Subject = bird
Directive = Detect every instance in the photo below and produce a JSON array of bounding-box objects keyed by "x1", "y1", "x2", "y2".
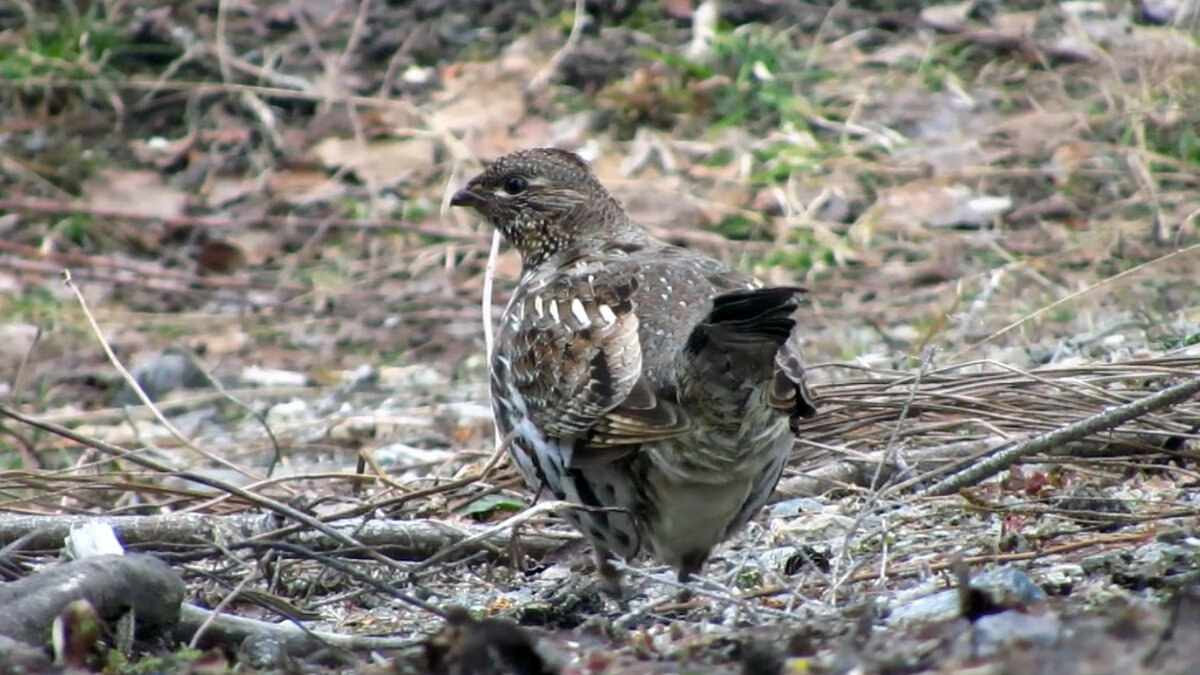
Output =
[{"x1": 451, "y1": 148, "x2": 817, "y2": 595}]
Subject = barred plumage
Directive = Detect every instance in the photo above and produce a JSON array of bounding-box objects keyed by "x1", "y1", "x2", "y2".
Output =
[{"x1": 452, "y1": 148, "x2": 817, "y2": 593}]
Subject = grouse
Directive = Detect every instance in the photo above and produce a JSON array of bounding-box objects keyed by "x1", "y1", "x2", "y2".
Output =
[{"x1": 451, "y1": 148, "x2": 817, "y2": 594}]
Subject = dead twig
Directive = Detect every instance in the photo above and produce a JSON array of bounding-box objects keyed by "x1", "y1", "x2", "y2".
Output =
[
  {"x1": 0, "y1": 512, "x2": 573, "y2": 561},
  {"x1": 0, "y1": 240, "x2": 304, "y2": 292},
  {"x1": 0, "y1": 198, "x2": 484, "y2": 240},
  {"x1": 62, "y1": 269, "x2": 262, "y2": 482},
  {"x1": 525, "y1": 0, "x2": 587, "y2": 94},
  {"x1": 405, "y1": 499, "x2": 578, "y2": 574},
  {"x1": 746, "y1": 530, "x2": 1157, "y2": 601},
  {"x1": 915, "y1": 375, "x2": 1200, "y2": 496},
  {"x1": 0, "y1": 402, "x2": 444, "y2": 616}
]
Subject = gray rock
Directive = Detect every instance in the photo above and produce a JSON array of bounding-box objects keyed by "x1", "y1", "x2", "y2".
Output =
[
  {"x1": 888, "y1": 566, "x2": 1046, "y2": 624},
  {"x1": 113, "y1": 350, "x2": 209, "y2": 405},
  {"x1": 1115, "y1": 542, "x2": 1198, "y2": 589},
  {"x1": 969, "y1": 610, "x2": 1062, "y2": 658},
  {"x1": 770, "y1": 497, "x2": 826, "y2": 518},
  {"x1": 1080, "y1": 550, "x2": 1128, "y2": 575}
]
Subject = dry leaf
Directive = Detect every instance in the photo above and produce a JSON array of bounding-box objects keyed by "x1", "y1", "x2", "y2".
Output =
[
  {"x1": 129, "y1": 133, "x2": 196, "y2": 169},
  {"x1": 203, "y1": 176, "x2": 260, "y2": 209},
  {"x1": 309, "y1": 136, "x2": 437, "y2": 187},
  {"x1": 433, "y1": 60, "x2": 527, "y2": 150},
  {"x1": 858, "y1": 180, "x2": 1012, "y2": 240},
  {"x1": 194, "y1": 240, "x2": 247, "y2": 274},
  {"x1": 664, "y1": 0, "x2": 695, "y2": 19},
  {"x1": 81, "y1": 170, "x2": 188, "y2": 219},
  {"x1": 267, "y1": 166, "x2": 345, "y2": 205}
]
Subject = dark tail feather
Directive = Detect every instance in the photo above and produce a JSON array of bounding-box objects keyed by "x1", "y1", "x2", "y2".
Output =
[
  {"x1": 685, "y1": 286, "x2": 805, "y2": 355},
  {"x1": 685, "y1": 286, "x2": 819, "y2": 430}
]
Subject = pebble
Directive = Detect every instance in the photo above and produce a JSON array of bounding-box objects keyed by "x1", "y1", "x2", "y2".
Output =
[{"x1": 888, "y1": 566, "x2": 1046, "y2": 624}]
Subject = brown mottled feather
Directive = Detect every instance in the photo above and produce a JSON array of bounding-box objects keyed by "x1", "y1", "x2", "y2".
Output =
[{"x1": 506, "y1": 274, "x2": 690, "y2": 453}]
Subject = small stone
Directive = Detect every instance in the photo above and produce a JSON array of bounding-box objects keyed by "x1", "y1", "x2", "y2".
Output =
[
  {"x1": 969, "y1": 610, "x2": 1062, "y2": 657},
  {"x1": 113, "y1": 350, "x2": 209, "y2": 405},
  {"x1": 241, "y1": 365, "x2": 309, "y2": 388},
  {"x1": 888, "y1": 566, "x2": 1046, "y2": 624},
  {"x1": 265, "y1": 399, "x2": 312, "y2": 426}
]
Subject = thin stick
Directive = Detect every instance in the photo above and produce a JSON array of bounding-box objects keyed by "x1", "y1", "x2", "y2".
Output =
[
  {"x1": 0, "y1": 198, "x2": 481, "y2": 239},
  {"x1": 188, "y1": 570, "x2": 257, "y2": 649},
  {"x1": 526, "y1": 0, "x2": 587, "y2": 93},
  {"x1": 60, "y1": 270, "x2": 260, "y2": 481},
  {"x1": 408, "y1": 496, "x2": 573, "y2": 574},
  {"x1": 481, "y1": 229, "x2": 503, "y2": 365},
  {"x1": 917, "y1": 375, "x2": 1200, "y2": 496},
  {"x1": 0, "y1": 401, "x2": 445, "y2": 616},
  {"x1": 612, "y1": 561, "x2": 816, "y2": 626},
  {"x1": 482, "y1": 228, "x2": 504, "y2": 446}
]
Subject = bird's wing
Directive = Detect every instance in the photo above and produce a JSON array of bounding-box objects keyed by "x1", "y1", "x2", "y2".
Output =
[{"x1": 499, "y1": 272, "x2": 689, "y2": 463}]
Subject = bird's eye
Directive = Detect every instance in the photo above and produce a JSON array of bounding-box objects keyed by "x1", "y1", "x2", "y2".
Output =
[{"x1": 503, "y1": 176, "x2": 528, "y2": 195}]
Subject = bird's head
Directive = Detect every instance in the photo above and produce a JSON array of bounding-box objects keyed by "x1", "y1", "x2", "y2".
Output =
[{"x1": 451, "y1": 148, "x2": 625, "y2": 268}]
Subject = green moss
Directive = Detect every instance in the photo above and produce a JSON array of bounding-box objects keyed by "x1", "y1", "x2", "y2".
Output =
[
  {"x1": 60, "y1": 214, "x2": 96, "y2": 247},
  {"x1": 758, "y1": 232, "x2": 837, "y2": 272},
  {"x1": 0, "y1": 1, "x2": 132, "y2": 80},
  {"x1": 104, "y1": 647, "x2": 221, "y2": 674},
  {"x1": 402, "y1": 199, "x2": 434, "y2": 221},
  {"x1": 629, "y1": 26, "x2": 834, "y2": 136},
  {"x1": 749, "y1": 142, "x2": 824, "y2": 186},
  {"x1": 734, "y1": 569, "x2": 763, "y2": 589},
  {"x1": 1046, "y1": 306, "x2": 1076, "y2": 324},
  {"x1": 0, "y1": 285, "x2": 62, "y2": 329},
  {"x1": 715, "y1": 214, "x2": 762, "y2": 241},
  {"x1": 1162, "y1": 331, "x2": 1200, "y2": 350},
  {"x1": 0, "y1": 445, "x2": 26, "y2": 470}
]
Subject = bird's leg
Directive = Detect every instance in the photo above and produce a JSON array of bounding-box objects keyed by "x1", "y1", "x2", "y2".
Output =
[
  {"x1": 594, "y1": 547, "x2": 625, "y2": 598},
  {"x1": 675, "y1": 550, "x2": 709, "y2": 601},
  {"x1": 677, "y1": 550, "x2": 709, "y2": 583}
]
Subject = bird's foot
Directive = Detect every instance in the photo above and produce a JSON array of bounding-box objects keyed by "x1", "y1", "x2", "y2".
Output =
[
  {"x1": 596, "y1": 552, "x2": 627, "y2": 599},
  {"x1": 673, "y1": 576, "x2": 697, "y2": 603},
  {"x1": 673, "y1": 551, "x2": 708, "y2": 602}
]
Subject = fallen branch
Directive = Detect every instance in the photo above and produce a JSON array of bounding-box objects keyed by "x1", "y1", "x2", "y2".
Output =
[
  {"x1": 782, "y1": 428, "x2": 1194, "y2": 497},
  {"x1": 0, "y1": 402, "x2": 447, "y2": 615},
  {"x1": 790, "y1": 354, "x2": 1200, "y2": 494},
  {"x1": 0, "y1": 198, "x2": 485, "y2": 240},
  {"x1": 0, "y1": 554, "x2": 183, "y2": 647},
  {"x1": 915, "y1": 375, "x2": 1200, "y2": 496},
  {"x1": 178, "y1": 604, "x2": 419, "y2": 659},
  {"x1": 0, "y1": 513, "x2": 573, "y2": 561}
]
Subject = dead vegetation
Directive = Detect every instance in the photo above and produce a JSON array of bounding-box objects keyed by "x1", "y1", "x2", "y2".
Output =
[{"x1": 1, "y1": 0, "x2": 1199, "y2": 672}]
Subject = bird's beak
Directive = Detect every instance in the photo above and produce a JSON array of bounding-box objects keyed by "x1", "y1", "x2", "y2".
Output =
[{"x1": 450, "y1": 188, "x2": 486, "y2": 210}]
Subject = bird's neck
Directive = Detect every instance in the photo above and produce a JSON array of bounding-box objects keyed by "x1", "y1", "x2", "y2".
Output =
[
  {"x1": 585, "y1": 195, "x2": 654, "y2": 245},
  {"x1": 519, "y1": 200, "x2": 652, "y2": 274}
]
